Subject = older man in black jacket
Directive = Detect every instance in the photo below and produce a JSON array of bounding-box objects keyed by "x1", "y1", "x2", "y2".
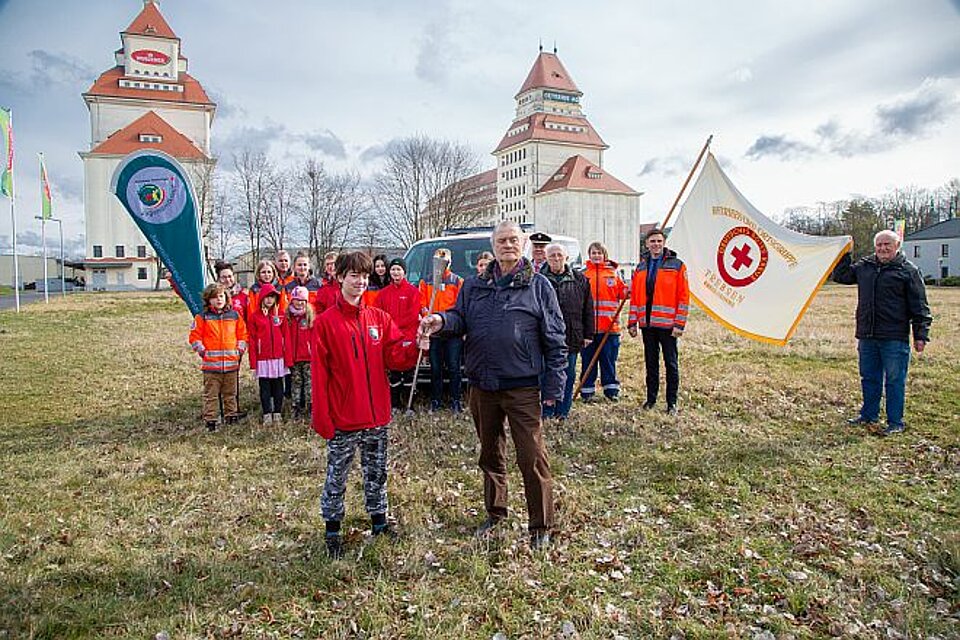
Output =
[
  {"x1": 419, "y1": 220, "x2": 567, "y2": 550},
  {"x1": 833, "y1": 230, "x2": 932, "y2": 436},
  {"x1": 542, "y1": 242, "x2": 593, "y2": 421}
]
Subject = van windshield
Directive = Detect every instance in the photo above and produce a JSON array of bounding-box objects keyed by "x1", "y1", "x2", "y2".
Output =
[{"x1": 404, "y1": 237, "x2": 494, "y2": 283}]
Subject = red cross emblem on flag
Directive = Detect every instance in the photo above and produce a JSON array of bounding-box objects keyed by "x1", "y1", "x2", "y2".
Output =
[{"x1": 717, "y1": 226, "x2": 769, "y2": 287}]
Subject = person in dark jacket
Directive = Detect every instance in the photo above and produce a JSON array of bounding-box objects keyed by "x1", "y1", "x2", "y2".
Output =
[
  {"x1": 541, "y1": 242, "x2": 593, "y2": 421},
  {"x1": 833, "y1": 230, "x2": 932, "y2": 436},
  {"x1": 419, "y1": 221, "x2": 567, "y2": 550}
]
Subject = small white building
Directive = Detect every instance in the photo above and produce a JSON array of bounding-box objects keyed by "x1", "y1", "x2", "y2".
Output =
[
  {"x1": 79, "y1": 0, "x2": 215, "y2": 291},
  {"x1": 902, "y1": 218, "x2": 960, "y2": 279}
]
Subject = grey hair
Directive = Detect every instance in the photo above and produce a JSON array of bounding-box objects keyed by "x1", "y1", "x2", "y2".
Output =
[
  {"x1": 874, "y1": 229, "x2": 900, "y2": 245},
  {"x1": 491, "y1": 219, "x2": 523, "y2": 245},
  {"x1": 544, "y1": 242, "x2": 567, "y2": 255}
]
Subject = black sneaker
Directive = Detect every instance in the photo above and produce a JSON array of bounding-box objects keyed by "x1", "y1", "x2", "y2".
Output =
[
  {"x1": 475, "y1": 517, "x2": 503, "y2": 538},
  {"x1": 429, "y1": 400, "x2": 442, "y2": 413},
  {"x1": 847, "y1": 416, "x2": 877, "y2": 426},
  {"x1": 205, "y1": 420, "x2": 218, "y2": 432},
  {"x1": 666, "y1": 405, "x2": 678, "y2": 416},
  {"x1": 372, "y1": 523, "x2": 398, "y2": 540},
  {"x1": 451, "y1": 400, "x2": 463, "y2": 414},
  {"x1": 530, "y1": 530, "x2": 552, "y2": 551},
  {"x1": 642, "y1": 402, "x2": 655, "y2": 411},
  {"x1": 225, "y1": 415, "x2": 240, "y2": 425},
  {"x1": 878, "y1": 423, "x2": 905, "y2": 437},
  {"x1": 325, "y1": 534, "x2": 344, "y2": 559},
  {"x1": 605, "y1": 395, "x2": 620, "y2": 403}
]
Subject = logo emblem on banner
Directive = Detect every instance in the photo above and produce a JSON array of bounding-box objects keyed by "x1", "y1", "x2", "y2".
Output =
[
  {"x1": 127, "y1": 168, "x2": 186, "y2": 225},
  {"x1": 717, "y1": 226, "x2": 768, "y2": 287}
]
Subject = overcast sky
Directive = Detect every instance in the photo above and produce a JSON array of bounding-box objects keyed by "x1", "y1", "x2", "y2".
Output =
[{"x1": 1, "y1": 0, "x2": 958, "y2": 257}]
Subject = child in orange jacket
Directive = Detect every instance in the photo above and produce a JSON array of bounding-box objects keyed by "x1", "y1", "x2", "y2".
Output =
[{"x1": 189, "y1": 283, "x2": 248, "y2": 431}]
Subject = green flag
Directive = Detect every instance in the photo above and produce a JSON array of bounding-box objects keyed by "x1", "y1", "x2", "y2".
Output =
[
  {"x1": 111, "y1": 150, "x2": 207, "y2": 315},
  {"x1": 0, "y1": 107, "x2": 12, "y2": 198},
  {"x1": 39, "y1": 153, "x2": 52, "y2": 219}
]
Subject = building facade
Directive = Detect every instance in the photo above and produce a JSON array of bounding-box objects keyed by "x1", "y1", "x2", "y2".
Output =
[
  {"x1": 486, "y1": 50, "x2": 642, "y2": 266},
  {"x1": 902, "y1": 218, "x2": 959, "y2": 279},
  {"x1": 80, "y1": 0, "x2": 215, "y2": 290}
]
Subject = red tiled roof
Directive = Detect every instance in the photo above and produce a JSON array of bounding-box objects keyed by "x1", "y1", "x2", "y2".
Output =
[
  {"x1": 537, "y1": 155, "x2": 637, "y2": 195},
  {"x1": 124, "y1": 1, "x2": 178, "y2": 39},
  {"x1": 516, "y1": 52, "x2": 581, "y2": 97},
  {"x1": 89, "y1": 111, "x2": 206, "y2": 159},
  {"x1": 493, "y1": 113, "x2": 607, "y2": 154},
  {"x1": 84, "y1": 66, "x2": 214, "y2": 106}
]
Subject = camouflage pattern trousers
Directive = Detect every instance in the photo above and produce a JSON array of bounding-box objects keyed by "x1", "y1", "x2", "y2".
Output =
[
  {"x1": 290, "y1": 361, "x2": 311, "y2": 413},
  {"x1": 321, "y1": 425, "x2": 389, "y2": 522}
]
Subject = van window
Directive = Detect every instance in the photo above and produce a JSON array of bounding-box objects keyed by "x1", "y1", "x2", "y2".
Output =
[{"x1": 404, "y1": 237, "x2": 494, "y2": 284}]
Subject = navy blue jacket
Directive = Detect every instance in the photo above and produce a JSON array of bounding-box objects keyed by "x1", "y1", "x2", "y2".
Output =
[
  {"x1": 832, "y1": 251, "x2": 931, "y2": 342},
  {"x1": 439, "y1": 258, "x2": 567, "y2": 401}
]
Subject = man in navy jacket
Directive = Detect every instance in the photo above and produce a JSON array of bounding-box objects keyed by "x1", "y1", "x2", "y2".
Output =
[{"x1": 420, "y1": 220, "x2": 567, "y2": 550}]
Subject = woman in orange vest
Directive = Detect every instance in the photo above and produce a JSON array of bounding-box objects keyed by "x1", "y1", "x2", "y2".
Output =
[{"x1": 580, "y1": 241, "x2": 627, "y2": 402}]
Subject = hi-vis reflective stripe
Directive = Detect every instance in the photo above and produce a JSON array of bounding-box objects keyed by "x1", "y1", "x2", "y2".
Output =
[
  {"x1": 205, "y1": 349, "x2": 240, "y2": 358},
  {"x1": 596, "y1": 310, "x2": 617, "y2": 318},
  {"x1": 596, "y1": 300, "x2": 619, "y2": 308},
  {"x1": 201, "y1": 362, "x2": 241, "y2": 372},
  {"x1": 651, "y1": 305, "x2": 676, "y2": 314}
]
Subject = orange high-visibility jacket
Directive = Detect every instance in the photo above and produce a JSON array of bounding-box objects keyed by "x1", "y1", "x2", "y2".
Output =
[
  {"x1": 628, "y1": 250, "x2": 690, "y2": 331},
  {"x1": 189, "y1": 308, "x2": 249, "y2": 373},
  {"x1": 419, "y1": 271, "x2": 463, "y2": 315},
  {"x1": 583, "y1": 260, "x2": 628, "y2": 333}
]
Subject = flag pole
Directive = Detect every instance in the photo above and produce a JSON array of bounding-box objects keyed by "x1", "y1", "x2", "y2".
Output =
[
  {"x1": 57, "y1": 218, "x2": 64, "y2": 297},
  {"x1": 9, "y1": 198, "x2": 18, "y2": 312},
  {"x1": 41, "y1": 216, "x2": 48, "y2": 303},
  {"x1": 659, "y1": 134, "x2": 713, "y2": 231}
]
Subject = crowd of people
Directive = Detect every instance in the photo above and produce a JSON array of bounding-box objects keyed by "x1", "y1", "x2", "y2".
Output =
[{"x1": 187, "y1": 224, "x2": 931, "y2": 556}]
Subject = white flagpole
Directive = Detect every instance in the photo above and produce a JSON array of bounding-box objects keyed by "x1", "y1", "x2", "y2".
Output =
[
  {"x1": 41, "y1": 216, "x2": 48, "y2": 303},
  {"x1": 10, "y1": 188, "x2": 20, "y2": 313},
  {"x1": 57, "y1": 219, "x2": 64, "y2": 296}
]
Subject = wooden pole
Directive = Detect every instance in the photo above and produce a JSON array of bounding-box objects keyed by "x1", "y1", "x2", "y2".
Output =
[
  {"x1": 573, "y1": 296, "x2": 628, "y2": 400},
  {"x1": 659, "y1": 134, "x2": 713, "y2": 231}
]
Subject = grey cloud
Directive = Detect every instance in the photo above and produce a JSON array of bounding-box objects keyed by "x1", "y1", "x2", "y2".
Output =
[
  {"x1": 638, "y1": 156, "x2": 688, "y2": 177},
  {"x1": 745, "y1": 135, "x2": 816, "y2": 161},
  {"x1": 300, "y1": 129, "x2": 347, "y2": 159},
  {"x1": 359, "y1": 140, "x2": 397, "y2": 164},
  {"x1": 0, "y1": 49, "x2": 96, "y2": 95},
  {"x1": 212, "y1": 122, "x2": 286, "y2": 161},
  {"x1": 876, "y1": 78, "x2": 958, "y2": 136},
  {"x1": 415, "y1": 7, "x2": 459, "y2": 86},
  {"x1": 206, "y1": 87, "x2": 241, "y2": 119}
]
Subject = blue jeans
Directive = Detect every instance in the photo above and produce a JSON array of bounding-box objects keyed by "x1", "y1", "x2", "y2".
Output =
[
  {"x1": 429, "y1": 336, "x2": 463, "y2": 404},
  {"x1": 580, "y1": 333, "x2": 621, "y2": 399},
  {"x1": 543, "y1": 351, "x2": 579, "y2": 418},
  {"x1": 858, "y1": 338, "x2": 911, "y2": 427}
]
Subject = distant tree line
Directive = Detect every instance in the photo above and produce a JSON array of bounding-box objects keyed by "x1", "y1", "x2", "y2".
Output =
[
  {"x1": 190, "y1": 135, "x2": 484, "y2": 273},
  {"x1": 780, "y1": 179, "x2": 960, "y2": 258}
]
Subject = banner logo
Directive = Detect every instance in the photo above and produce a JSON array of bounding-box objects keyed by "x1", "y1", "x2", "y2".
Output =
[
  {"x1": 126, "y1": 167, "x2": 186, "y2": 225},
  {"x1": 717, "y1": 226, "x2": 768, "y2": 287},
  {"x1": 132, "y1": 50, "x2": 170, "y2": 65}
]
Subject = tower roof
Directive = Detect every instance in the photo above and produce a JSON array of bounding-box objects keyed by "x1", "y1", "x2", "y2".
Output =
[
  {"x1": 124, "y1": 1, "x2": 178, "y2": 39},
  {"x1": 536, "y1": 155, "x2": 637, "y2": 195},
  {"x1": 84, "y1": 66, "x2": 214, "y2": 107},
  {"x1": 89, "y1": 111, "x2": 206, "y2": 159},
  {"x1": 516, "y1": 52, "x2": 581, "y2": 98},
  {"x1": 493, "y1": 113, "x2": 607, "y2": 154}
]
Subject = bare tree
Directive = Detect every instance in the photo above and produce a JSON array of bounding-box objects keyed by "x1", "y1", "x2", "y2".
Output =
[
  {"x1": 232, "y1": 149, "x2": 274, "y2": 266},
  {"x1": 209, "y1": 180, "x2": 240, "y2": 262},
  {"x1": 371, "y1": 135, "x2": 481, "y2": 248},
  {"x1": 262, "y1": 168, "x2": 292, "y2": 254},
  {"x1": 296, "y1": 159, "x2": 366, "y2": 262}
]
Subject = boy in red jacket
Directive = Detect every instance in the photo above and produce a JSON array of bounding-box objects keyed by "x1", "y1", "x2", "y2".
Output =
[{"x1": 311, "y1": 252, "x2": 417, "y2": 558}]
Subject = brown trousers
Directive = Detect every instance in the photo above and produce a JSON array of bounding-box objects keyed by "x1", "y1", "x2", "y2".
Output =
[
  {"x1": 469, "y1": 386, "x2": 554, "y2": 532},
  {"x1": 202, "y1": 370, "x2": 239, "y2": 421}
]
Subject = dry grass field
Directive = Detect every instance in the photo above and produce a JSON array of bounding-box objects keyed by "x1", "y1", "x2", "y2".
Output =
[{"x1": 0, "y1": 286, "x2": 957, "y2": 639}]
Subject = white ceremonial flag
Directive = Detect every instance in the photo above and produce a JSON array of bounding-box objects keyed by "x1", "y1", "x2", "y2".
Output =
[{"x1": 667, "y1": 153, "x2": 851, "y2": 345}]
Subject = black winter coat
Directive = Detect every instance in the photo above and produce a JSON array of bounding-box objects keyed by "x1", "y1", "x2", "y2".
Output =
[
  {"x1": 543, "y1": 265, "x2": 594, "y2": 351},
  {"x1": 439, "y1": 258, "x2": 568, "y2": 401},
  {"x1": 832, "y1": 252, "x2": 932, "y2": 342}
]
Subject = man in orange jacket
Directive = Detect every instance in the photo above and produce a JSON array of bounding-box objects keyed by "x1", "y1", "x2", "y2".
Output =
[{"x1": 628, "y1": 228, "x2": 689, "y2": 415}]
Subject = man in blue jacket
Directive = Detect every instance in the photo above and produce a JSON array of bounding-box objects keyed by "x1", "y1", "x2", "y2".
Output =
[
  {"x1": 419, "y1": 220, "x2": 567, "y2": 550},
  {"x1": 833, "y1": 230, "x2": 932, "y2": 436}
]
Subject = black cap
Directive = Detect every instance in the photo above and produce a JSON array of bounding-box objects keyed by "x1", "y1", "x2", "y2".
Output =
[
  {"x1": 388, "y1": 257, "x2": 407, "y2": 273},
  {"x1": 529, "y1": 232, "x2": 552, "y2": 244}
]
